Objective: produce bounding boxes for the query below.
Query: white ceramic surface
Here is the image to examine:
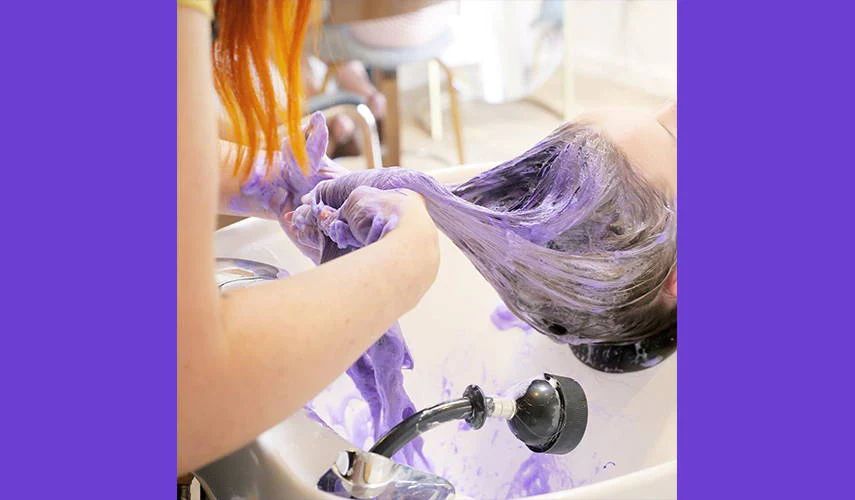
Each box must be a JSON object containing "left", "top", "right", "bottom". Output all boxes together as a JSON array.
[{"left": 204, "top": 166, "right": 676, "bottom": 499}]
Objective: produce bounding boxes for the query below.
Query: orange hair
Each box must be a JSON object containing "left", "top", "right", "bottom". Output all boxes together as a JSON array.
[{"left": 212, "top": 0, "right": 316, "bottom": 178}]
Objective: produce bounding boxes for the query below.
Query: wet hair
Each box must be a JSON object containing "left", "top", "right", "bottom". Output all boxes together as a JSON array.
[
  {"left": 292, "top": 122, "right": 677, "bottom": 345},
  {"left": 449, "top": 122, "right": 677, "bottom": 344}
]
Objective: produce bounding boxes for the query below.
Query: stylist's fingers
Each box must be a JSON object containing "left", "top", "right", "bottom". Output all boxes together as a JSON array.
[
  {"left": 337, "top": 186, "right": 405, "bottom": 246},
  {"left": 339, "top": 186, "right": 404, "bottom": 215},
  {"left": 301, "top": 176, "right": 349, "bottom": 207},
  {"left": 290, "top": 180, "right": 435, "bottom": 256},
  {"left": 280, "top": 206, "right": 326, "bottom": 264}
]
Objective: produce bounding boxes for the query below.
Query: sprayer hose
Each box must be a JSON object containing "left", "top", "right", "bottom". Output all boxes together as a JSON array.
[{"left": 369, "top": 398, "right": 473, "bottom": 458}]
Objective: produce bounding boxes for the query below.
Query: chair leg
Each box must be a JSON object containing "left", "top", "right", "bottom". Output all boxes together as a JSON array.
[
  {"left": 428, "top": 60, "right": 444, "bottom": 141},
  {"left": 376, "top": 68, "right": 401, "bottom": 167},
  {"left": 435, "top": 59, "right": 465, "bottom": 165}
]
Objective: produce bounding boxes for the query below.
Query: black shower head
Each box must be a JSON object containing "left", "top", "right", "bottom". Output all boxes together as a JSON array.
[{"left": 506, "top": 373, "right": 588, "bottom": 454}]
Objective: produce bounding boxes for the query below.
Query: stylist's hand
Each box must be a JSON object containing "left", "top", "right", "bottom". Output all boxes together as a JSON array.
[
  {"left": 324, "top": 186, "right": 424, "bottom": 248},
  {"left": 282, "top": 183, "right": 439, "bottom": 269}
]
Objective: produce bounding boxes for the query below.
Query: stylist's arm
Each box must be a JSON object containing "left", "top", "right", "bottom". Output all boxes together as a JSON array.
[{"left": 178, "top": 5, "right": 438, "bottom": 475}]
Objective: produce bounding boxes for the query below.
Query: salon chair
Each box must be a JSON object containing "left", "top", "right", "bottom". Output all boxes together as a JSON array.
[{"left": 318, "top": 0, "right": 465, "bottom": 167}]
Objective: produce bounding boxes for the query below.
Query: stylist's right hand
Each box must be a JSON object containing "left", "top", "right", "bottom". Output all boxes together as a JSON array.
[{"left": 282, "top": 183, "right": 439, "bottom": 268}]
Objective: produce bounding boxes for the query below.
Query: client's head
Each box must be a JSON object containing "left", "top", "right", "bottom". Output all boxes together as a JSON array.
[{"left": 450, "top": 106, "right": 677, "bottom": 346}]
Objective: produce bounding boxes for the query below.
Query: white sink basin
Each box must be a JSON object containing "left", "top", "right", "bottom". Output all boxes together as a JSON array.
[{"left": 199, "top": 167, "right": 676, "bottom": 499}]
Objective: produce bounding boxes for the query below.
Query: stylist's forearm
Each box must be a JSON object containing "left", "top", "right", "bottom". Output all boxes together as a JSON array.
[{"left": 202, "top": 226, "right": 437, "bottom": 460}]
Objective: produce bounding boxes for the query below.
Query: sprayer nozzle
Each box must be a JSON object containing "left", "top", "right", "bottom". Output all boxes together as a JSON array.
[{"left": 507, "top": 373, "right": 588, "bottom": 455}]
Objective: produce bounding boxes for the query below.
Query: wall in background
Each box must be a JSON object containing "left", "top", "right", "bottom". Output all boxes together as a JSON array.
[
  {"left": 566, "top": 0, "right": 676, "bottom": 98},
  {"left": 396, "top": 0, "right": 676, "bottom": 100}
]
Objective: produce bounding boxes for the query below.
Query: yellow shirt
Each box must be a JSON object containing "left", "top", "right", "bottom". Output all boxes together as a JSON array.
[{"left": 178, "top": 0, "right": 213, "bottom": 19}]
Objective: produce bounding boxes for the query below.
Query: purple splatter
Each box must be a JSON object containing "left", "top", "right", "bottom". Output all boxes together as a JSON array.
[
  {"left": 506, "top": 454, "right": 574, "bottom": 498},
  {"left": 491, "top": 303, "right": 534, "bottom": 332}
]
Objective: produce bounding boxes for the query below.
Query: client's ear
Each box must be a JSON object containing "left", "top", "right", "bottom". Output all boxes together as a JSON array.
[{"left": 664, "top": 268, "right": 677, "bottom": 298}]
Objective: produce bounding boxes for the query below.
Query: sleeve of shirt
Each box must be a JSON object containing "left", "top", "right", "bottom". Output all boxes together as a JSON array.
[{"left": 178, "top": 0, "right": 214, "bottom": 20}]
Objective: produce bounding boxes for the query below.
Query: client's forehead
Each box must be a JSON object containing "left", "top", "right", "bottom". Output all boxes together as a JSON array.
[{"left": 577, "top": 108, "right": 677, "bottom": 198}]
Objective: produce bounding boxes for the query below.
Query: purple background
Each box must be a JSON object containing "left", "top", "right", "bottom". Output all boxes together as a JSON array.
[
  {"left": 1, "top": 1, "right": 852, "bottom": 498},
  {"left": 1, "top": 2, "right": 176, "bottom": 498},
  {"left": 679, "top": 2, "right": 854, "bottom": 498}
]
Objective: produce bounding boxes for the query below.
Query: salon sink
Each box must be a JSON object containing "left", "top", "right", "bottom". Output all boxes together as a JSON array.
[{"left": 199, "top": 167, "right": 676, "bottom": 499}]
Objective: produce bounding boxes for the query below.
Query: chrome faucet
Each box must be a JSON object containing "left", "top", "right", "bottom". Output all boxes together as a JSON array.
[{"left": 317, "top": 449, "right": 455, "bottom": 499}]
